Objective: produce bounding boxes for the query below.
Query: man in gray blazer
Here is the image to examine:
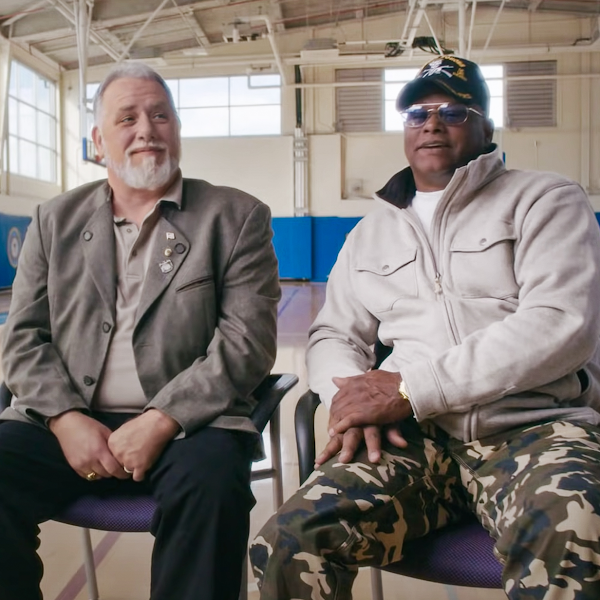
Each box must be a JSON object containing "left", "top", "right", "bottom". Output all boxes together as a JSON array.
[{"left": 0, "top": 62, "right": 280, "bottom": 600}]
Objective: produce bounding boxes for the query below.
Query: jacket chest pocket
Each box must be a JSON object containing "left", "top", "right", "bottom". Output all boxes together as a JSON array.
[
  {"left": 354, "top": 248, "right": 418, "bottom": 313},
  {"left": 449, "top": 225, "right": 518, "bottom": 299}
]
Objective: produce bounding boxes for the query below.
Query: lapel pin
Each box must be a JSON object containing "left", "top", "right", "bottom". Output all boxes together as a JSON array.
[
  {"left": 164, "top": 248, "right": 173, "bottom": 257},
  {"left": 159, "top": 259, "right": 174, "bottom": 274},
  {"left": 166, "top": 232, "right": 175, "bottom": 240}
]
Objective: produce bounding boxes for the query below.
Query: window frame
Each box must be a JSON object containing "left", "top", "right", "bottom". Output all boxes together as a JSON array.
[
  {"left": 166, "top": 74, "right": 282, "bottom": 138},
  {"left": 7, "top": 60, "right": 58, "bottom": 183}
]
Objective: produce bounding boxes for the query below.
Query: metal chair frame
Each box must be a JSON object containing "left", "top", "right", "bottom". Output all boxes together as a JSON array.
[{"left": 0, "top": 372, "right": 298, "bottom": 600}]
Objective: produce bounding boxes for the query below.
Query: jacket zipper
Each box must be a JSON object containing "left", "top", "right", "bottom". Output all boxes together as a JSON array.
[{"left": 429, "top": 175, "right": 477, "bottom": 440}]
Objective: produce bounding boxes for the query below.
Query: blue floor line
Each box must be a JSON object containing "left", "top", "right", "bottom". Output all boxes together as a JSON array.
[{"left": 277, "top": 288, "right": 300, "bottom": 317}]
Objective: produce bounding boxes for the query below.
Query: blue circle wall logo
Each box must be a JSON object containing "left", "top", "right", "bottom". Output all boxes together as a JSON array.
[{"left": 7, "top": 227, "right": 22, "bottom": 269}]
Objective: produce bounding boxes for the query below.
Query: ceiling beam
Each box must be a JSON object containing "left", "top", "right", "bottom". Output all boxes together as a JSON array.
[
  {"left": 80, "top": 0, "right": 224, "bottom": 30},
  {"left": 7, "top": 25, "right": 75, "bottom": 43},
  {"left": 117, "top": 0, "right": 171, "bottom": 61},
  {"left": 171, "top": 1, "right": 211, "bottom": 47},
  {"left": 2, "top": 0, "right": 49, "bottom": 27},
  {"left": 269, "top": 1, "right": 285, "bottom": 33},
  {"left": 45, "top": 0, "right": 124, "bottom": 61},
  {"left": 4, "top": 0, "right": 223, "bottom": 42}
]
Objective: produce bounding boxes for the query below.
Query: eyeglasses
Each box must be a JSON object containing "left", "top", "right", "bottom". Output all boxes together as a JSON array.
[{"left": 400, "top": 103, "right": 484, "bottom": 128}]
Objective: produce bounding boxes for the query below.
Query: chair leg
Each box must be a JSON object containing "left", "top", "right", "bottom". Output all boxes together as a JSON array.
[
  {"left": 238, "top": 551, "right": 248, "bottom": 600},
  {"left": 269, "top": 406, "right": 284, "bottom": 509},
  {"left": 370, "top": 567, "right": 384, "bottom": 600},
  {"left": 80, "top": 527, "right": 100, "bottom": 600}
]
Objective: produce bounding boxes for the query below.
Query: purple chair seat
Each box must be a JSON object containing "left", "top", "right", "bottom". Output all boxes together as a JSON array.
[
  {"left": 0, "top": 372, "right": 299, "bottom": 600},
  {"left": 54, "top": 494, "right": 157, "bottom": 533},
  {"left": 383, "top": 517, "right": 503, "bottom": 588},
  {"left": 295, "top": 388, "right": 505, "bottom": 598}
]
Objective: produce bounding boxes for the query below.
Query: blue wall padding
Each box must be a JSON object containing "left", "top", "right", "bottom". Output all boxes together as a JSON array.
[
  {"left": 311, "top": 217, "right": 361, "bottom": 282},
  {"left": 272, "top": 216, "right": 361, "bottom": 281},
  {"left": 5, "top": 211, "right": 600, "bottom": 287},
  {"left": 0, "top": 213, "right": 31, "bottom": 289},
  {"left": 271, "top": 216, "right": 313, "bottom": 280}
]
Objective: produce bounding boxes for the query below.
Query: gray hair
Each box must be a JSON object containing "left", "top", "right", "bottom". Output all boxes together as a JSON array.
[{"left": 92, "top": 62, "right": 177, "bottom": 127}]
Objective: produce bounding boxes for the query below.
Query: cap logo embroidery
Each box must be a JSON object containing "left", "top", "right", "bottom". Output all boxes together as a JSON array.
[
  {"left": 455, "top": 67, "right": 467, "bottom": 82},
  {"left": 421, "top": 59, "right": 454, "bottom": 79}
]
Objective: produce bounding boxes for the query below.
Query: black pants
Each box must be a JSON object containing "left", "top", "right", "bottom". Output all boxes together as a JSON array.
[{"left": 0, "top": 414, "right": 256, "bottom": 600}]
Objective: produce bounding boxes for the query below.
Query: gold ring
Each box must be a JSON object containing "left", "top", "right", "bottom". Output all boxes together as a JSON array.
[{"left": 85, "top": 471, "right": 98, "bottom": 481}]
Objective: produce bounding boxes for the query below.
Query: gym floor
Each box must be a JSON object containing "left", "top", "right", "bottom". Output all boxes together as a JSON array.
[{"left": 1, "top": 282, "right": 506, "bottom": 600}]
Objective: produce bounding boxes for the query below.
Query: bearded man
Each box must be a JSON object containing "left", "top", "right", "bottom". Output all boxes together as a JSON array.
[{"left": 0, "top": 62, "right": 280, "bottom": 600}]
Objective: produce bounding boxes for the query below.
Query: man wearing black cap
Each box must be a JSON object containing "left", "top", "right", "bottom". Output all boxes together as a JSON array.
[{"left": 250, "top": 56, "right": 600, "bottom": 600}]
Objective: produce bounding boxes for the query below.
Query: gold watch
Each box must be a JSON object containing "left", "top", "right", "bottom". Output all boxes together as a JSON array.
[{"left": 398, "top": 379, "right": 410, "bottom": 402}]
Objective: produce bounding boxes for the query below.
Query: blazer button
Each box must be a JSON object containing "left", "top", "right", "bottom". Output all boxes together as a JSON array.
[
  {"left": 83, "top": 376, "right": 95, "bottom": 386},
  {"left": 102, "top": 322, "right": 112, "bottom": 333},
  {"left": 83, "top": 231, "right": 93, "bottom": 241},
  {"left": 175, "top": 243, "right": 186, "bottom": 254}
]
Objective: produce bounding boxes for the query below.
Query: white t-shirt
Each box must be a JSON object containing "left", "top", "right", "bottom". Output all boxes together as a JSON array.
[{"left": 412, "top": 188, "right": 445, "bottom": 239}]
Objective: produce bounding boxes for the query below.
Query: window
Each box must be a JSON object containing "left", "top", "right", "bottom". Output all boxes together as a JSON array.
[
  {"left": 384, "top": 64, "right": 504, "bottom": 131},
  {"left": 384, "top": 68, "right": 421, "bottom": 131},
  {"left": 166, "top": 74, "right": 281, "bottom": 137},
  {"left": 481, "top": 65, "right": 504, "bottom": 128},
  {"left": 87, "top": 74, "right": 281, "bottom": 140},
  {"left": 8, "top": 61, "right": 58, "bottom": 182}
]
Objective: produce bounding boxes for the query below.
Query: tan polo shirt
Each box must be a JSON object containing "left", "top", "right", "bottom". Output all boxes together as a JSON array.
[{"left": 93, "top": 174, "right": 183, "bottom": 412}]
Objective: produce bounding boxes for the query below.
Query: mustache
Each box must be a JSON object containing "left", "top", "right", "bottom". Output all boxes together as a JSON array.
[{"left": 126, "top": 142, "right": 168, "bottom": 157}]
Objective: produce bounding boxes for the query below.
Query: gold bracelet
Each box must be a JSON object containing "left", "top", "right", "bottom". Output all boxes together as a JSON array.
[{"left": 398, "top": 379, "right": 410, "bottom": 402}]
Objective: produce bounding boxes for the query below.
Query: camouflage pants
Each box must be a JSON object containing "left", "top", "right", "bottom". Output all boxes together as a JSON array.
[{"left": 250, "top": 418, "right": 600, "bottom": 599}]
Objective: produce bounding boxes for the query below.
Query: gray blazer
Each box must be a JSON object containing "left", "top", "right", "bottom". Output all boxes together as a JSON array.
[{"left": 0, "top": 178, "right": 280, "bottom": 436}]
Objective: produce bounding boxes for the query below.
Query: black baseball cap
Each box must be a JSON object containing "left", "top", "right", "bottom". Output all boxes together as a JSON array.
[{"left": 397, "top": 55, "right": 490, "bottom": 115}]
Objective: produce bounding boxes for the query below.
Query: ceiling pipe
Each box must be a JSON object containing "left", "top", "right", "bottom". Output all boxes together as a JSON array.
[
  {"left": 75, "top": 0, "right": 90, "bottom": 161},
  {"left": 238, "top": 15, "right": 287, "bottom": 85},
  {"left": 405, "top": 0, "right": 430, "bottom": 52},
  {"left": 422, "top": 9, "right": 443, "bottom": 54},
  {"left": 264, "top": 18, "right": 287, "bottom": 86},
  {"left": 399, "top": 0, "right": 418, "bottom": 46},
  {"left": 481, "top": 0, "right": 507, "bottom": 54},
  {"left": 286, "top": 70, "right": 600, "bottom": 90},
  {"left": 458, "top": 0, "right": 467, "bottom": 56},
  {"left": 467, "top": 0, "right": 477, "bottom": 59}
]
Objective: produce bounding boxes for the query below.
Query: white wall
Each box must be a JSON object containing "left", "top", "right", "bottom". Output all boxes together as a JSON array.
[{"left": 179, "top": 136, "right": 294, "bottom": 216}]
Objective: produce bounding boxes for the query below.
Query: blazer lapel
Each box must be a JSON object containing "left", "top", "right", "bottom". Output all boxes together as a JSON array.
[
  {"left": 135, "top": 211, "right": 190, "bottom": 328},
  {"left": 81, "top": 196, "right": 117, "bottom": 319}
]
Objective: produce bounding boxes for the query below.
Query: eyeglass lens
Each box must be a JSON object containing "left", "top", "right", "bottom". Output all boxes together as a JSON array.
[{"left": 403, "top": 104, "right": 470, "bottom": 127}]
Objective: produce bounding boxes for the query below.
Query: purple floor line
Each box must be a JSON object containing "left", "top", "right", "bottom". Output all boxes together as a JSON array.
[
  {"left": 54, "top": 531, "right": 122, "bottom": 600},
  {"left": 277, "top": 287, "right": 300, "bottom": 317}
]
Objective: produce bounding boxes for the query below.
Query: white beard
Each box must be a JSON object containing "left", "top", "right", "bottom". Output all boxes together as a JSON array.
[{"left": 105, "top": 146, "right": 179, "bottom": 191}]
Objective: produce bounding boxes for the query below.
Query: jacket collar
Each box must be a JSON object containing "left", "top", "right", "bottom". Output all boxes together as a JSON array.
[{"left": 375, "top": 143, "right": 502, "bottom": 208}]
